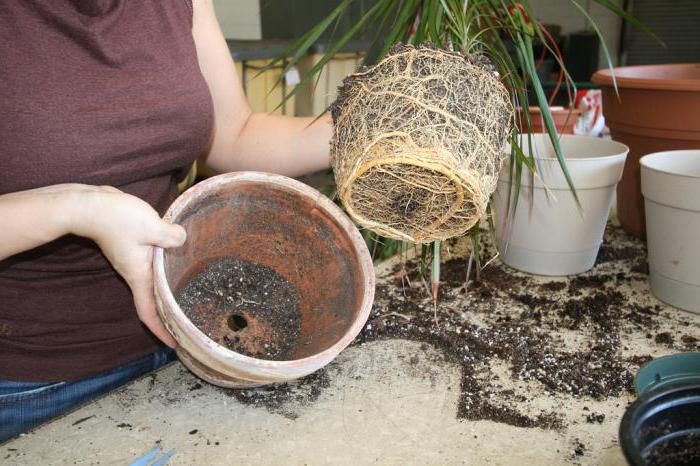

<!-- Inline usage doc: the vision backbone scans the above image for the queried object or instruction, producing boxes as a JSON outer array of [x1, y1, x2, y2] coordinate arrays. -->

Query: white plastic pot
[[641, 150, 700, 314], [494, 134, 628, 276]]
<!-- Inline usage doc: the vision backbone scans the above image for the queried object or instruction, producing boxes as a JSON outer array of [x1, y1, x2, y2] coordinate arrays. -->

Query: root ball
[[330, 43, 512, 242]]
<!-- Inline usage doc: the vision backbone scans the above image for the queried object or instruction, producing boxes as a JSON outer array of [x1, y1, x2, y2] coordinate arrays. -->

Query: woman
[[0, 0, 332, 441]]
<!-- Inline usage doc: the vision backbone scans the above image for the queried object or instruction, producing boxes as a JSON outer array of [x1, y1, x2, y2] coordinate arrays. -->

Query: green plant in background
[[271, 0, 658, 300]]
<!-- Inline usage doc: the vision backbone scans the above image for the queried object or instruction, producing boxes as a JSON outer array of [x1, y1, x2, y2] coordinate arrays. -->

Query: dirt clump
[[585, 413, 606, 424], [654, 332, 674, 347], [226, 369, 330, 420]]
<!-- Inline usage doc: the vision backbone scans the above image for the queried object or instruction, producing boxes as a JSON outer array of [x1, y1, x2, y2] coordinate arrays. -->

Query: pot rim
[[515, 106, 582, 114], [505, 134, 629, 162], [619, 381, 700, 466], [634, 352, 700, 396], [153, 171, 376, 371], [641, 150, 700, 180], [592, 63, 700, 92]]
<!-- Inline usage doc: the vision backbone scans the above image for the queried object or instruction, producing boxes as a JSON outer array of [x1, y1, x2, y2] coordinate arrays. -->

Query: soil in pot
[[643, 433, 700, 466], [176, 257, 303, 361]]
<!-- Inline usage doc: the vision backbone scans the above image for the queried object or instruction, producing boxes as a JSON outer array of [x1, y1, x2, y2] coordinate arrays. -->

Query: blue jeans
[[0, 348, 176, 444]]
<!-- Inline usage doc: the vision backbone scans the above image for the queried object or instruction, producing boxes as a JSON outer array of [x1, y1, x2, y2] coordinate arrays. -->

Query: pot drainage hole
[[176, 257, 303, 361], [228, 314, 248, 332]]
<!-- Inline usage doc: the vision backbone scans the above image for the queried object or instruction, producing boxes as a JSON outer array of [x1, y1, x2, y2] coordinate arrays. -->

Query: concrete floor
[[2, 227, 699, 465]]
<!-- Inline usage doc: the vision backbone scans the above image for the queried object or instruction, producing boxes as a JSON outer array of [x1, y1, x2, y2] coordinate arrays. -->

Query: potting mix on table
[[165, 44, 700, 465]]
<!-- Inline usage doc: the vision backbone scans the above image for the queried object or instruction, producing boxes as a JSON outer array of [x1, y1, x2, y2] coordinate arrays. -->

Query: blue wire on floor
[[129, 446, 175, 466]]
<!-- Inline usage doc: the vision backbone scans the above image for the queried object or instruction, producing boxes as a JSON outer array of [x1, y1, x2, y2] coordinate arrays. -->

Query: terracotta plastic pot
[[494, 134, 628, 276], [641, 150, 700, 314], [592, 63, 700, 238], [153, 172, 375, 388], [516, 106, 581, 134]]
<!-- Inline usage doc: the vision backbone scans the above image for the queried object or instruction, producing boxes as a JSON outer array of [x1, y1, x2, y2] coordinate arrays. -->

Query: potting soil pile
[[330, 43, 512, 243]]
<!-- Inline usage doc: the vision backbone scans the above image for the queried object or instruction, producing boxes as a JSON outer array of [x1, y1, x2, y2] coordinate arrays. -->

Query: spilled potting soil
[[229, 224, 700, 432], [176, 257, 302, 361]]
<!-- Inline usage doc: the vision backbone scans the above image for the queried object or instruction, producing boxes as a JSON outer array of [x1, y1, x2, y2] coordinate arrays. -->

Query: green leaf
[[517, 33, 580, 205], [593, 0, 664, 47], [260, 0, 353, 76], [567, 0, 619, 94], [379, 0, 421, 57], [271, 0, 385, 112], [486, 201, 497, 243]]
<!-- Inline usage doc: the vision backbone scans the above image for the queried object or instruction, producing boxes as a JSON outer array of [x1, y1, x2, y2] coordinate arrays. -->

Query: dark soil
[[539, 281, 567, 293], [567, 274, 612, 295], [227, 368, 330, 420], [585, 413, 606, 424], [176, 257, 302, 361], [352, 224, 690, 429], [596, 243, 641, 265], [626, 355, 654, 366], [643, 433, 700, 466], [654, 332, 674, 346], [223, 224, 700, 433]]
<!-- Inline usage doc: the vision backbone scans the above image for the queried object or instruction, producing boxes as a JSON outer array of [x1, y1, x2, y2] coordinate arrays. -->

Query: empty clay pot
[[592, 63, 700, 238], [516, 106, 582, 134], [153, 172, 375, 388]]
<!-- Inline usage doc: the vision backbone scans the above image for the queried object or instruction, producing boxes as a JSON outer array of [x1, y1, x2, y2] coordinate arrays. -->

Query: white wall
[[528, 0, 624, 67], [213, 0, 261, 40]]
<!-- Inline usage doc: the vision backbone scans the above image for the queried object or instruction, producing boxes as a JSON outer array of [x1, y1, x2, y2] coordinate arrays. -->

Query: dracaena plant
[[267, 0, 658, 301]]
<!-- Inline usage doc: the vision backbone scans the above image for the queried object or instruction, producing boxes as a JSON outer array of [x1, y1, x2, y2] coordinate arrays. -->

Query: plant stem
[[431, 239, 440, 325]]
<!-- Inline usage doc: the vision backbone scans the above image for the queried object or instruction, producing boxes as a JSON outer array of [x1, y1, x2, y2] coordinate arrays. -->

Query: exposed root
[[331, 43, 512, 243]]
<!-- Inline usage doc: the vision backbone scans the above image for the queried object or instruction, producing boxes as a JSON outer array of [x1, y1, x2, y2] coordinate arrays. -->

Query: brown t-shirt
[[0, 0, 214, 381]]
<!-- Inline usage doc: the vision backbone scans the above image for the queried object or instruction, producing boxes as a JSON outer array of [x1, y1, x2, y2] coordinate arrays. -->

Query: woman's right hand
[[68, 185, 186, 348]]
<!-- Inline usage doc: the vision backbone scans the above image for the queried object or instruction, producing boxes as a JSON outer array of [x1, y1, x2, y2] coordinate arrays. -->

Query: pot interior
[[164, 178, 366, 361], [612, 64, 700, 82], [622, 384, 700, 466], [594, 64, 700, 91], [642, 150, 700, 178], [508, 134, 627, 160]]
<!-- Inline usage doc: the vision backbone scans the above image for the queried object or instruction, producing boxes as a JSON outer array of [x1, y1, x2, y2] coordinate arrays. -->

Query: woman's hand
[[1, 184, 185, 347], [70, 185, 186, 348]]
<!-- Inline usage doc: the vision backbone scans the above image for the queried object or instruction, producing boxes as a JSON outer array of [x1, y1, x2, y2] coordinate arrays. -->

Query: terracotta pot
[[153, 172, 375, 388], [592, 64, 700, 238], [516, 106, 581, 134]]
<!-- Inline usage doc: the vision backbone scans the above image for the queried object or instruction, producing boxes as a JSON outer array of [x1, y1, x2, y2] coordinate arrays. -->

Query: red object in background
[[573, 89, 605, 137], [516, 106, 582, 134], [508, 3, 531, 24]]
